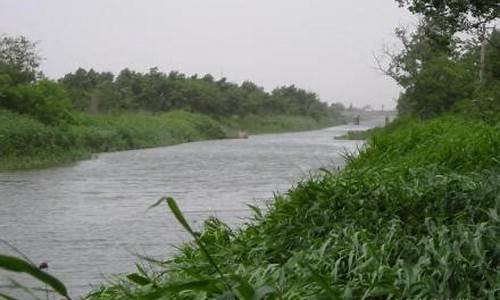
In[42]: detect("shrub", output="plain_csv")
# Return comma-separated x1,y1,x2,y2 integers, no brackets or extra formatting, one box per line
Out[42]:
0,80,74,125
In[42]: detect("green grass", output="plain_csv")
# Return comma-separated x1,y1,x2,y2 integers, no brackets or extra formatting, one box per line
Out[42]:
84,116,500,299
2,114,498,299
221,114,343,135
0,109,226,170
334,129,374,140
0,110,339,171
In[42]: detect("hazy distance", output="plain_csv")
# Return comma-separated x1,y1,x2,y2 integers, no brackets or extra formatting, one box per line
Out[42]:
0,0,414,109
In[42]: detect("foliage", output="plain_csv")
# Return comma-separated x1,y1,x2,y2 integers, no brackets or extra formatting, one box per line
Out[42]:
0,254,70,299
483,28,500,81
59,68,343,120
0,35,41,85
398,56,475,117
0,109,224,170
0,35,75,125
223,114,342,135
334,129,377,140
451,29,500,123
377,17,458,89
85,116,500,299
0,80,74,125
380,12,499,118
0,109,334,170
395,0,499,30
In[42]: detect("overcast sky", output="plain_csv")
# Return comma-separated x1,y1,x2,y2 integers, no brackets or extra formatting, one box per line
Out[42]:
0,0,414,109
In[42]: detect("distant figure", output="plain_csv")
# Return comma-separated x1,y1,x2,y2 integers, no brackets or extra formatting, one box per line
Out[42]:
385,116,389,125
353,115,360,125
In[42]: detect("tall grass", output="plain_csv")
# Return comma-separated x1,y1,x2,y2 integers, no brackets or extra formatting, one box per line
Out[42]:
221,114,343,135
85,116,500,299
0,109,340,170
0,110,226,170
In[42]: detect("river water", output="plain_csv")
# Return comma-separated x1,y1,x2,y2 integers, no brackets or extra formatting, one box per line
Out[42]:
0,120,381,298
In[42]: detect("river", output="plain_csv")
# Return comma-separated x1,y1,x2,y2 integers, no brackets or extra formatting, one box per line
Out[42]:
0,119,382,297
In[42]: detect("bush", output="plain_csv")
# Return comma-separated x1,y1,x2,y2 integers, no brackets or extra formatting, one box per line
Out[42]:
453,82,500,124
398,57,475,118
0,80,74,125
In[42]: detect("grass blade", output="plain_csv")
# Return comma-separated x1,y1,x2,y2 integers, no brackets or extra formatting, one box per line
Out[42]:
0,255,70,299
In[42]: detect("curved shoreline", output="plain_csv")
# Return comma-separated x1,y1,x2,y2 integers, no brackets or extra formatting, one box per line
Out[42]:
0,110,343,171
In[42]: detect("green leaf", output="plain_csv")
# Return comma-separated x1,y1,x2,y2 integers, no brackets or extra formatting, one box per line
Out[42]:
247,204,263,219
0,292,19,300
0,254,70,299
304,263,340,299
166,197,196,236
126,273,150,286
163,279,218,293
253,285,276,300
153,197,231,291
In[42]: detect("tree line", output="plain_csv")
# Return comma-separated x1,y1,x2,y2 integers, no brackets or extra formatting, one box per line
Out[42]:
59,67,343,119
0,36,343,125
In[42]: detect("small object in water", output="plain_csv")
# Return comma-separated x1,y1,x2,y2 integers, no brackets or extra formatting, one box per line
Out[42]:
39,262,48,269
237,131,249,139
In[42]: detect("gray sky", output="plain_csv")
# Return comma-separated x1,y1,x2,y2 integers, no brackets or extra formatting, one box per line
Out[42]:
0,0,414,109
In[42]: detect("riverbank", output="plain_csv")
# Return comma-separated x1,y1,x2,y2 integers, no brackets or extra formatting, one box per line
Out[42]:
87,115,500,299
0,109,342,170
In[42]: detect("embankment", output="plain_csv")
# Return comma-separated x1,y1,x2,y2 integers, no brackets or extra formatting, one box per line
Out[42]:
0,109,341,170
88,116,500,299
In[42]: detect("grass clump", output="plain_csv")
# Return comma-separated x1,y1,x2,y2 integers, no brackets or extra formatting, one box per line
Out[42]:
85,116,500,299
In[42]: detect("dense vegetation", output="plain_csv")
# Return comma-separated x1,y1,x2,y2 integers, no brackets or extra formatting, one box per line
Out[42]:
0,107,336,170
59,68,343,120
0,36,343,170
377,14,499,121
80,116,499,300
0,109,228,170
80,1,499,299
0,0,498,299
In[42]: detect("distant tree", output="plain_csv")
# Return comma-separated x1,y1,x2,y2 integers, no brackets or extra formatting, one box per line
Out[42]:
330,102,345,112
1,80,73,124
59,68,116,112
58,65,336,119
0,35,41,85
0,35,75,123
202,74,214,83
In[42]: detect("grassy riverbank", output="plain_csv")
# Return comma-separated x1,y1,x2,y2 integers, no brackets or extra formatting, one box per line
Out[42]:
223,114,342,135
84,115,500,299
335,129,374,140
0,109,340,171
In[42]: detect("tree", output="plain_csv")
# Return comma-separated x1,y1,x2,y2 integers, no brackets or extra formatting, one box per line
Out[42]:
1,80,73,124
59,68,116,112
398,56,475,117
395,0,499,30
375,16,458,89
0,35,41,85
483,28,500,81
